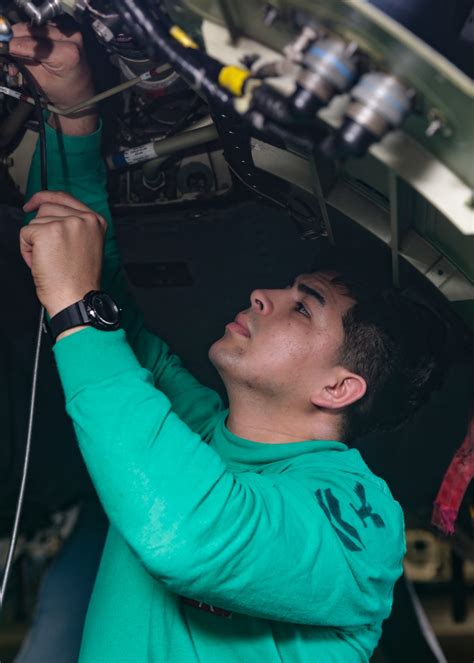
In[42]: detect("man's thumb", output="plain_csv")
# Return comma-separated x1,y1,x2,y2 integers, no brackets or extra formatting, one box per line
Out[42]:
19,225,34,269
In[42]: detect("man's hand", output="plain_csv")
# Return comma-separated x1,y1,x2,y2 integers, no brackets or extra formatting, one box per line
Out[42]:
21,191,107,320
9,22,97,135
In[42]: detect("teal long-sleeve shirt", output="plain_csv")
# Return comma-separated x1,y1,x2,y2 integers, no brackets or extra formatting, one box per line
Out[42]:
26,123,405,663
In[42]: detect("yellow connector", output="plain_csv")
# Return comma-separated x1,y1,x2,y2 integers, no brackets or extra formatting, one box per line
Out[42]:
218,65,252,97
170,25,198,49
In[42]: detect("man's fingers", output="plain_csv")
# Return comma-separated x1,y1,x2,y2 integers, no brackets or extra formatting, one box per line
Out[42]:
19,224,36,269
9,37,80,71
34,203,89,219
10,22,93,113
29,213,107,234
12,22,83,44
19,201,106,316
28,215,67,226
9,37,55,63
20,213,106,266
25,191,93,213
25,193,107,230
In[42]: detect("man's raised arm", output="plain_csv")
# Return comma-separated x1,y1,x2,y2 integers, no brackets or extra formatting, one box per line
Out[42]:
19,201,404,629
11,23,224,437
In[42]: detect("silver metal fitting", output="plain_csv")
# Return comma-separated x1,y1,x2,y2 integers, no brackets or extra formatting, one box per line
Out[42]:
92,19,115,44
296,38,357,104
14,0,63,24
283,26,319,63
347,72,411,134
425,109,452,138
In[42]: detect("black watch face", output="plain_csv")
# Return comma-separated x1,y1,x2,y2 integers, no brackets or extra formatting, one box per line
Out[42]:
90,293,120,327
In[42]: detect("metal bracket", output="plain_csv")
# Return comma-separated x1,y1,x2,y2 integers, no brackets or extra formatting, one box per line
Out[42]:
389,171,400,288
212,109,329,240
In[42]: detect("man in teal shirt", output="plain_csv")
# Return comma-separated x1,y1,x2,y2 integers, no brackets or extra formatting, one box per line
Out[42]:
12,23,444,663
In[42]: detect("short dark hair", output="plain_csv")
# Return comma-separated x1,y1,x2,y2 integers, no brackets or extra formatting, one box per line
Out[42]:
312,254,447,441
339,291,447,440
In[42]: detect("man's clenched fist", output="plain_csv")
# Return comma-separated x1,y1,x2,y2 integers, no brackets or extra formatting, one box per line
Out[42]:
21,191,107,319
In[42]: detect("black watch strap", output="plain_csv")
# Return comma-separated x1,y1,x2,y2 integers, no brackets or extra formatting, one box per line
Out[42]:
49,300,91,341
49,291,121,341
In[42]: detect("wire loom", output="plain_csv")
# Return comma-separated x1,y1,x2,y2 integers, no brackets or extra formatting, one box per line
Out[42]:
113,0,233,108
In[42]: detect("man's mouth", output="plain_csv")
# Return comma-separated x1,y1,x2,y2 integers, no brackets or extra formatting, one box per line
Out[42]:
226,313,251,338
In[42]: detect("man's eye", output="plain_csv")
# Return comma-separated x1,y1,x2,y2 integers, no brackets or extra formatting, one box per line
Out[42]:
295,302,310,317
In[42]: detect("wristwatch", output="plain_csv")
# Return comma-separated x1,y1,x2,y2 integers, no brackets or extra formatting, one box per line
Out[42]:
49,290,121,340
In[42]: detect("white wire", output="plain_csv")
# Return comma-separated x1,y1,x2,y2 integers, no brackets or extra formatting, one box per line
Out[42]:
1,68,165,116
0,307,45,612
405,577,448,663
83,0,119,20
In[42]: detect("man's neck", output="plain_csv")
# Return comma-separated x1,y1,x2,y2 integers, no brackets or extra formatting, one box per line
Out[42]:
225,391,341,444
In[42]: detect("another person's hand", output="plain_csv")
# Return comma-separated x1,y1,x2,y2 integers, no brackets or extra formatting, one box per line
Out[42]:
9,22,97,134
21,191,107,319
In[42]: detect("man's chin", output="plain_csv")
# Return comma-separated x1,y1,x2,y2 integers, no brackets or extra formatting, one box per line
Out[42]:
208,334,242,374
208,336,224,368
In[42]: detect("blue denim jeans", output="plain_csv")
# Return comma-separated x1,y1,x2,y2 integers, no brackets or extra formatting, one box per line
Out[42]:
14,500,107,663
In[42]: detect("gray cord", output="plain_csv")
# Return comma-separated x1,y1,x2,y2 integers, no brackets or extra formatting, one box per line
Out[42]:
0,55,48,616
0,306,45,612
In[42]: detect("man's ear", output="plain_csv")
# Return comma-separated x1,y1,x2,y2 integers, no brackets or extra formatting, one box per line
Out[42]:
311,370,367,410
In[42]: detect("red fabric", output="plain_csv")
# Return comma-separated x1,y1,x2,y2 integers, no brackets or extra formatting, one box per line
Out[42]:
432,413,474,535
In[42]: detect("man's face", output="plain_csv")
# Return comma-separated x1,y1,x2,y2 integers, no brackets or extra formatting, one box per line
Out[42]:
209,271,356,406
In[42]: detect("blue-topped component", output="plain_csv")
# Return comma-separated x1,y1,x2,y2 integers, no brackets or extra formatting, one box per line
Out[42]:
292,36,358,116
350,73,411,125
307,44,356,83
356,79,406,115
109,151,128,170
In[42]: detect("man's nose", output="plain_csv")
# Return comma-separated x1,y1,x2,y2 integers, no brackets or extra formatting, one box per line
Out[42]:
250,289,273,315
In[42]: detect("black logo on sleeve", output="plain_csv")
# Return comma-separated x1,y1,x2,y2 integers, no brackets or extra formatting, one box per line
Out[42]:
350,482,386,529
315,483,386,552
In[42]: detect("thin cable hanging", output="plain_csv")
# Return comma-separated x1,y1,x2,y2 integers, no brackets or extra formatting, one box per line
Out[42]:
0,57,47,615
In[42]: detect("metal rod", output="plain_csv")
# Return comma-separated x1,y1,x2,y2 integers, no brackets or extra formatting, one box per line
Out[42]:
0,66,170,117
389,170,400,288
310,156,335,244
216,0,240,44
13,0,62,25
108,121,219,170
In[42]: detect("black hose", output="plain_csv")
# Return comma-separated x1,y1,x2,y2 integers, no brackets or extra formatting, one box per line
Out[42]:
7,57,48,189
113,0,232,108
112,0,323,158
